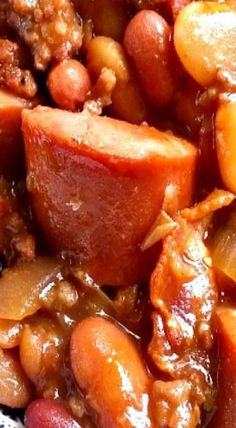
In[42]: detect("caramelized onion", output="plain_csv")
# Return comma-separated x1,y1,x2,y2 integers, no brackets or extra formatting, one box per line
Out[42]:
0,257,60,320
140,210,176,251
212,222,236,282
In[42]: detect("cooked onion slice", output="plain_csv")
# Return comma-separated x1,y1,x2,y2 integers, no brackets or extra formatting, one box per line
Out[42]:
0,257,60,320
212,222,236,282
140,210,176,251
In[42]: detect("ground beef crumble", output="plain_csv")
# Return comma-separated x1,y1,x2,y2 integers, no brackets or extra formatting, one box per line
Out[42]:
7,0,83,70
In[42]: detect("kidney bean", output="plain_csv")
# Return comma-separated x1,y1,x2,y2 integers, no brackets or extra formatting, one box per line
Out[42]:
20,317,65,390
124,10,176,107
47,59,91,112
25,399,81,428
87,36,130,84
70,316,152,428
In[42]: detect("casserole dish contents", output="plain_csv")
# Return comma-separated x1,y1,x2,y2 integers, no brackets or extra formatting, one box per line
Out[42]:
0,1,236,427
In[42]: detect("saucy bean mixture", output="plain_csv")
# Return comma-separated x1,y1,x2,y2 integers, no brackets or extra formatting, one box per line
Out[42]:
0,0,236,427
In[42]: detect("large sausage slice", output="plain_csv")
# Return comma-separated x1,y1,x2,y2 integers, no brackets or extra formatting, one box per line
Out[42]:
0,90,37,179
22,107,196,286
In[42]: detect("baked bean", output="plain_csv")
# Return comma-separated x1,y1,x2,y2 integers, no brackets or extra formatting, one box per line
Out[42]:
174,1,236,87
124,10,176,107
215,101,236,193
70,316,152,428
20,317,65,391
111,80,147,124
75,0,128,42
87,36,146,123
0,348,32,408
47,59,91,111
87,36,130,83
25,399,81,428
0,320,22,349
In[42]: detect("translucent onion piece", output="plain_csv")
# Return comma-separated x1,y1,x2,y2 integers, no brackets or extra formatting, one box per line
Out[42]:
140,210,176,251
0,257,60,320
0,320,22,349
212,225,236,282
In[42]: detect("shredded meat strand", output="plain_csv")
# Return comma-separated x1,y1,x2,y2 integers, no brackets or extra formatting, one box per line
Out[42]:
84,67,117,115
149,218,218,427
151,379,201,428
181,189,235,222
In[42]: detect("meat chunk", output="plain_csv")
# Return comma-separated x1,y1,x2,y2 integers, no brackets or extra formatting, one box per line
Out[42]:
151,380,200,428
181,189,235,222
7,0,83,70
0,179,35,266
22,107,196,286
0,39,37,98
149,218,218,427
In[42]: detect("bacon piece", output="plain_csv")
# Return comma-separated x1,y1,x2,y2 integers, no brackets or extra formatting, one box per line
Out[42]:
149,218,217,426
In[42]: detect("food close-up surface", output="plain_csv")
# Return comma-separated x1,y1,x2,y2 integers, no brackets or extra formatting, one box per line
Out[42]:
0,0,236,427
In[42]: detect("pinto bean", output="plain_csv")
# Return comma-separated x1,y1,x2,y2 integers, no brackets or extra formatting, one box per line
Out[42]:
75,0,128,42
124,10,176,107
110,80,147,124
0,348,32,408
70,316,152,428
47,59,91,112
87,36,146,124
19,316,66,401
87,36,130,84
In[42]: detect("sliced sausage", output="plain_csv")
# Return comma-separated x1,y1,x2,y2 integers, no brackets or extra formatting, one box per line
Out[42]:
22,107,196,286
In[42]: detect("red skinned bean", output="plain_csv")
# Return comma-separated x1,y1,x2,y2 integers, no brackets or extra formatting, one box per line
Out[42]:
124,10,176,107
25,399,81,428
70,316,152,428
47,59,91,111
